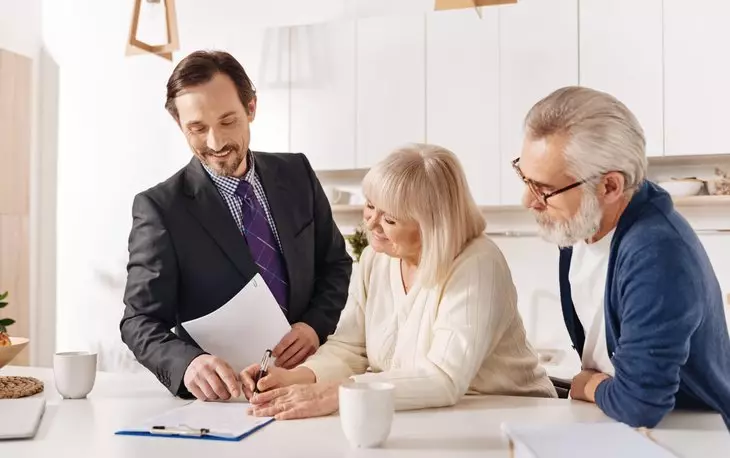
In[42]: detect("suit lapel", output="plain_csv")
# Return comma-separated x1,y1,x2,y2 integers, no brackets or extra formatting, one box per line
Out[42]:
182,158,258,281
254,152,301,310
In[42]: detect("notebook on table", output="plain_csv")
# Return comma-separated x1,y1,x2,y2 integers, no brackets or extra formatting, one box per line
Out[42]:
116,400,274,442
0,398,46,440
501,422,676,458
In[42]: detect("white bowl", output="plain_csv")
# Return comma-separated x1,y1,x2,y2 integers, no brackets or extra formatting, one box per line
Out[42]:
658,180,703,197
0,337,29,369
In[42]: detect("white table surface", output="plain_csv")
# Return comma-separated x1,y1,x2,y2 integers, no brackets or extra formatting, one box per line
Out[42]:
1,366,727,457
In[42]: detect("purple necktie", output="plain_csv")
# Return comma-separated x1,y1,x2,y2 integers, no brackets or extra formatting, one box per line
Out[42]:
234,180,289,312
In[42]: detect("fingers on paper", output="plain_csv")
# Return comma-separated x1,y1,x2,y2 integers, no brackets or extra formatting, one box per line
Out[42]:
205,370,231,400
216,364,240,398
198,378,220,401
276,341,305,369
288,346,311,369
188,383,206,401
273,330,297,359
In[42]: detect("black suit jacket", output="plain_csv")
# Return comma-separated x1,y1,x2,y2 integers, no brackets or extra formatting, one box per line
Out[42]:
120,152,352,396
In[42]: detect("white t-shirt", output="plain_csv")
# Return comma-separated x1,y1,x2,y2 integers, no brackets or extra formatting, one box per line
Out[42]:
568,230,616,377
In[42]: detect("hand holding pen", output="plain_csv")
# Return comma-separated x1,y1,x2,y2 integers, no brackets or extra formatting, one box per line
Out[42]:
240,349,317,400
253,349,272,395
240,349,272,399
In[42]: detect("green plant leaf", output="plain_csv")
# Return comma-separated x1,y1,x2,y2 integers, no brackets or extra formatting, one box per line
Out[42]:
0,318,14,327
0,302,7,308
0,291,7,301
0,325,5,334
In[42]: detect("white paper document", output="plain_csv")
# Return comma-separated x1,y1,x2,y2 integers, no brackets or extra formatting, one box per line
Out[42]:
501,422,676,458
117,401,273,440
182,274,290,372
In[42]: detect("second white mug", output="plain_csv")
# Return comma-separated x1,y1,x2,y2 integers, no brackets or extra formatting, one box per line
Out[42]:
53,351,97,399
339,381,395,448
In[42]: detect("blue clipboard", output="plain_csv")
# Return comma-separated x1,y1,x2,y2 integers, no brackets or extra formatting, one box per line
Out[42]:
114,401,275,442
115,417,274,442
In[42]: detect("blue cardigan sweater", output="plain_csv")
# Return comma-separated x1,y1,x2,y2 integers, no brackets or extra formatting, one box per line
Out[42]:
559,181,730,429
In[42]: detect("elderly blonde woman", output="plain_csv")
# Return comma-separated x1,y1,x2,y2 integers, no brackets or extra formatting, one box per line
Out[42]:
241,144,556,420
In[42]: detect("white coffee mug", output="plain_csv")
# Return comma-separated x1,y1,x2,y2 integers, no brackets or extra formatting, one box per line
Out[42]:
339,381,395,448
54,351,97,399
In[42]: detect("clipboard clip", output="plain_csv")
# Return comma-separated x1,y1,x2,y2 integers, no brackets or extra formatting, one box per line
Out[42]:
150,425,211,437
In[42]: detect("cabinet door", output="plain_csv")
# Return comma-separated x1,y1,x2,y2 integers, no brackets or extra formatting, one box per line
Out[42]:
426,8,500,205
580,0,664,157
664,0,730,156
356,15,426,168
290,21,357,170
230,26,291,154
499,0,578,205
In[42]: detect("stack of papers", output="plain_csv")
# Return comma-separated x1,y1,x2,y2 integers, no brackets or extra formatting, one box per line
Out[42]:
116,401,273,442
501,422,676,458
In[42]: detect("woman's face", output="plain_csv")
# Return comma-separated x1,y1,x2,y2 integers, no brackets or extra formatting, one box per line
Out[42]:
363,200,421,261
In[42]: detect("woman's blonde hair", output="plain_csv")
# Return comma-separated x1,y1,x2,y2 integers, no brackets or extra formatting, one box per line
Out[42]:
362,143,486,287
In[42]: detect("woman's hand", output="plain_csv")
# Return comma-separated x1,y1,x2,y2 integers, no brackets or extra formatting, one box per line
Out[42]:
247,382,340,420
240,365,316,400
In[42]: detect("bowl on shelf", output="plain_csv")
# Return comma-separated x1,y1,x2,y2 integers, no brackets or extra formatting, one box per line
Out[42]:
0,337,29,370
658,178,705,197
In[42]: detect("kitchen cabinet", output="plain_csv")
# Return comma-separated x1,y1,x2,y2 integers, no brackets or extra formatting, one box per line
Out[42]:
356,14,426,168
664,0,730,156
426,8,501,205
579,0,664,157
0,49,31,365
498,0,579,205
290,21,357,170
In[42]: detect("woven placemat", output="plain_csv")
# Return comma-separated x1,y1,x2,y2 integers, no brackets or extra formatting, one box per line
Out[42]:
0,376,44,399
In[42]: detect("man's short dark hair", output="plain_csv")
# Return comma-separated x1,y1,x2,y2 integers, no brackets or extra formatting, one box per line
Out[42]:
165,50,256,120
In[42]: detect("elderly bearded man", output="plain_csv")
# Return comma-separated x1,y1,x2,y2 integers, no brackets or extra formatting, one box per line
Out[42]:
514,86,730,429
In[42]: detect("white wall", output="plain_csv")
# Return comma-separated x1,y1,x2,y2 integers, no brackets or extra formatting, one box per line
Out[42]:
0,1,41,57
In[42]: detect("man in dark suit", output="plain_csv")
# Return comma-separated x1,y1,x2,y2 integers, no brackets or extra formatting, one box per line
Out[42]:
120,50,352,401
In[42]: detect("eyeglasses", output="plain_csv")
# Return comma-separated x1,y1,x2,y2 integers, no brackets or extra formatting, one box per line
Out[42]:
511,157,587,206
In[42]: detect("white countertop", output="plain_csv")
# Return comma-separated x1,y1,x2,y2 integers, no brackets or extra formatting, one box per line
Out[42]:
1,366,727,457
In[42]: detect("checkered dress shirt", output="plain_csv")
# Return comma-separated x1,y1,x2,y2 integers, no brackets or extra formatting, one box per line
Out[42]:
201,153,283,250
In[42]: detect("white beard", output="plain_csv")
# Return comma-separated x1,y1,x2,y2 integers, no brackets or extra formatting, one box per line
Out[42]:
534,190,603,248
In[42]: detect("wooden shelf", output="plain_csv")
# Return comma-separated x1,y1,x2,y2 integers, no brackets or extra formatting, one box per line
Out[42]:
648,154,730,167
672,195,730,206
316,168,369,181
331,196,730,213
332,204,534,214
316,155,730,179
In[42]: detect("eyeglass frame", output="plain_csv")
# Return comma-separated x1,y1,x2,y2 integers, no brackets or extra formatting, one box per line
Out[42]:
511,157,589,206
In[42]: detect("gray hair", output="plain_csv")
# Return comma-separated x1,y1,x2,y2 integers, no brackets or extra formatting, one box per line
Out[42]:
524,86,648,194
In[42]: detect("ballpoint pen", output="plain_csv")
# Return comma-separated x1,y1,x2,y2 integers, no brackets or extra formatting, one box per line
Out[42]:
252,349,272,395
150,425,211,437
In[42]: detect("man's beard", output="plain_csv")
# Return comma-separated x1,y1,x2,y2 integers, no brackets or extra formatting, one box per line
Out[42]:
533,189,603,248
197,144,244,177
